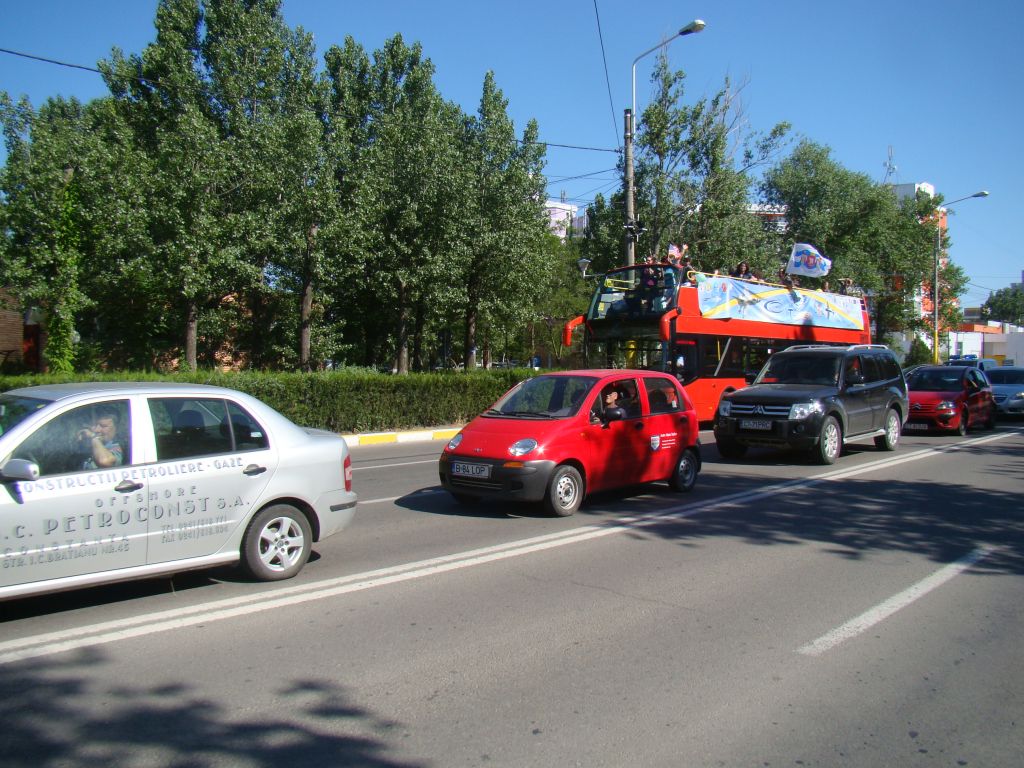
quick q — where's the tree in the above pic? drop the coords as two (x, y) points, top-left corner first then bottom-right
(0, 94), (96, 372)
(762, 141), (937, 346)
(982, 284), (1024, 326)
(460, 72), (548, 370)
(634, 54), (790, 275)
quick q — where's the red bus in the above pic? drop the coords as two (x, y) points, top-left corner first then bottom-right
(563, 265), (871, 422)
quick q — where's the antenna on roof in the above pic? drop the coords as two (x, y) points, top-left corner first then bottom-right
(882, 145), (898, 184)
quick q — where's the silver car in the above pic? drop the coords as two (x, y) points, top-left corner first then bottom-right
(986, 367), (1024, 416)
(0, 382), (357, 600)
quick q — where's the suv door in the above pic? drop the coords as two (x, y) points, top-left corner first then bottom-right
(861, 353), (891, 430)
(842, 354), (875, 435)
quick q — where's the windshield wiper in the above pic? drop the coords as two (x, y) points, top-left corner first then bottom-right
(503, 410), (554, 419)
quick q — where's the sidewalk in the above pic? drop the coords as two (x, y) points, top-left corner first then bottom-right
(342, 425), (462, 448)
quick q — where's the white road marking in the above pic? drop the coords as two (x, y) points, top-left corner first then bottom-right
(797, 546), (994, 656)
(1, 430), (1015, 666)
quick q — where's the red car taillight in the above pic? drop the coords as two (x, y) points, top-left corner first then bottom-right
(344, 454), (353, 492)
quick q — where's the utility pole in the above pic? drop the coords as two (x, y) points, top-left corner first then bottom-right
(624, 108), (635, 265)
(624, 20), (705, 269)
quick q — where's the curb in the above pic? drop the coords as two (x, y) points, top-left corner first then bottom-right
(342, 426), (462, 448)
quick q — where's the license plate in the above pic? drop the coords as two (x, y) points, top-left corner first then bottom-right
(903, 422), (929, 430)
(451, 461), (491, 478)
(739, 419), (772, 431)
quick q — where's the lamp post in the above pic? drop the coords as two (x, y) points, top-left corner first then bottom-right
(932, 190), (989, 363)
(624, 19), (705, 266)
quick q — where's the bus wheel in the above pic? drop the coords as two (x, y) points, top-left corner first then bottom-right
(716, 437), (747, 459)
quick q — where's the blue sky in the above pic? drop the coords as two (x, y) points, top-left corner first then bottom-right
(2, 0), (1021, 308)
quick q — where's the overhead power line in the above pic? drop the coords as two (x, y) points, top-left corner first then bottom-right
(592, 0), (621, 150)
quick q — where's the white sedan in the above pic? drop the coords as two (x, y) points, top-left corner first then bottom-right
(0, 382), (357, 600)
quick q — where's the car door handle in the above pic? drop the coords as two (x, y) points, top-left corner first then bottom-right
(243, 464), (267, 476)
(634, 422), (645, 430)
(115, 480), (144, 493)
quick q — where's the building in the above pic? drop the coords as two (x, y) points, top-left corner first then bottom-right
(543, 199), (579, 241)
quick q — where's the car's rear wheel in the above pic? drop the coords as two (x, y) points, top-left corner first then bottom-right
(669, 448), (699, 492)
(715, 437), (747, 459)
(813, 416), (842, 465)
(543, 465), (584, 517)
(956, 407), (969, 436)
(874, 408), (901, 451)
(241, 504), (312, 581)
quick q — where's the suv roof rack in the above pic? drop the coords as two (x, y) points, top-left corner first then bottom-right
(783, 344), (889, 352)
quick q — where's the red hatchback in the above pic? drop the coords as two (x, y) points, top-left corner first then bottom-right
(903, 365), (996, 435)
(439, 370), (701, 516)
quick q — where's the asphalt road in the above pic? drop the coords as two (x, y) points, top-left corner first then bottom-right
(2, 425), (1022, 767)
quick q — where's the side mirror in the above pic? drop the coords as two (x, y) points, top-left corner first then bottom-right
(1, 458), (40, 482)
(603, 406), (625, 425)
(847, 370), (865, 386)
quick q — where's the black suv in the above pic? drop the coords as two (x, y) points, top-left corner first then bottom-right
(714, 344), (908, 464)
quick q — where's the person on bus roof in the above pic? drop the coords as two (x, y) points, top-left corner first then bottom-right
(730, 261), (752, 280)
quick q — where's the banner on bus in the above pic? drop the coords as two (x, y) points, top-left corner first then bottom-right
(696, 277), (864, 330)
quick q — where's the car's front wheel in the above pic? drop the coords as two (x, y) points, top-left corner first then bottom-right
(543, 465), (584, 517)
(956, 407), (969, 436)
(241, 504), (312, 581)
(875, 408), (901, 451)
(669, 448), (699, 492)
(813, 416), (842, 465)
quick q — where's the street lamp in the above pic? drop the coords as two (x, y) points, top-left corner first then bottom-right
(624, 19), (705, 266)
(932, 190), (989, 363)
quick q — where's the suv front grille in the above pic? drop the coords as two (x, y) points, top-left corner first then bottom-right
(729, 403), (791, 418)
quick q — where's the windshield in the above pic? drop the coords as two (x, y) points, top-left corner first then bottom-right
(986, 369), (1024, 385)
(906, 369), (964, 391)
(588, 266), (682, 321)
(754, 355), (840, 386)
(0, 394), (50, 438)
(489, 376), (597, 418)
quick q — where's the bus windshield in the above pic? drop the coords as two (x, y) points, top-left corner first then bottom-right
(589, 265), (684, 321)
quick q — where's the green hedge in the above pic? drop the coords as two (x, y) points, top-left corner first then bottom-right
(0, 369), (536, 434)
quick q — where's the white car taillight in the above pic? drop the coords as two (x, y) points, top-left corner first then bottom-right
(344, 454), (353, 492)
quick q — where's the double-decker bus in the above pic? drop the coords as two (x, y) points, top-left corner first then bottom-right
(563, 264), (872, 422)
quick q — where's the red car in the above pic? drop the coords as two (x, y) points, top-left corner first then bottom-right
(439, 370), (701, 516)
(903, 365), (996, 435)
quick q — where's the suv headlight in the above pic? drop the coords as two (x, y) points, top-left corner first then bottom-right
(718, 400), (732, 417)
(789, 401), (824, 420)
(508, 438), (538, 457)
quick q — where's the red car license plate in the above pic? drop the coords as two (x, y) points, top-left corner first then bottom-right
(740, 419), (771, 431)
(903, 422), (928, 430)
(451, 461), (491, 478)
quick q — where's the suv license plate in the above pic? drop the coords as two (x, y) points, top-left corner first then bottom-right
(451, 461), (491, 478)
(740, 419), (772, 431)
